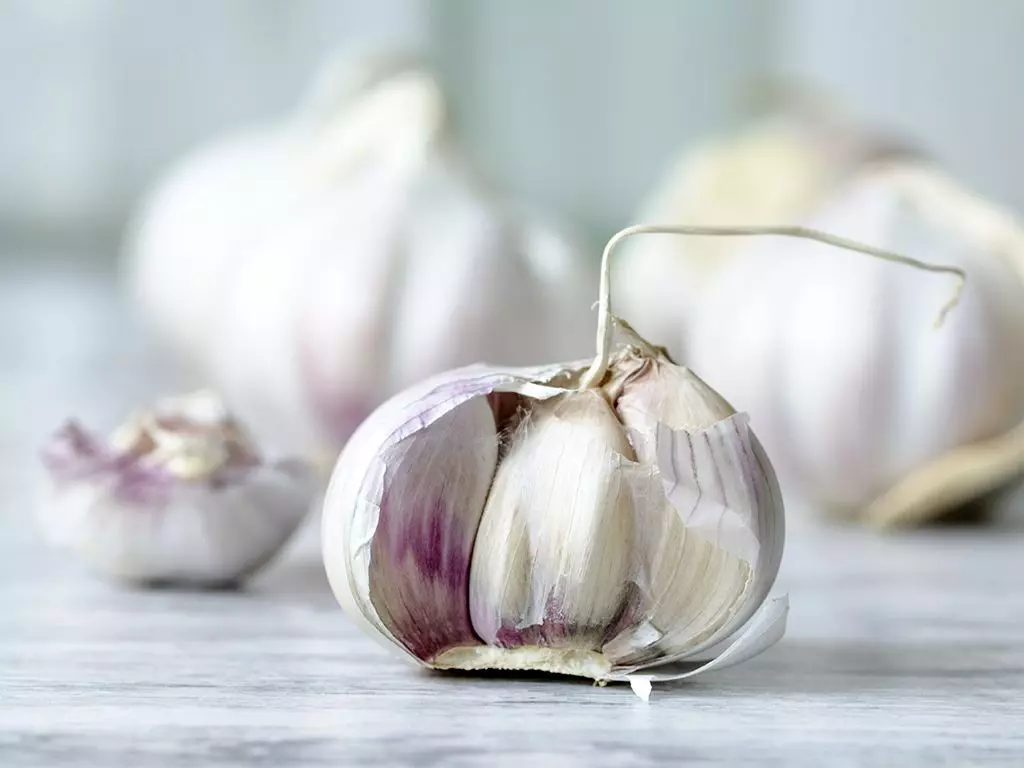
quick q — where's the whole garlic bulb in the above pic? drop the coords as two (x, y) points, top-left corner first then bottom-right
(614, 110), (907, 354)
(323, 345), (787, 693)
(687, 163), (1024, 526)
(125, 54), (594, 459)
(40, 391), (315, 587)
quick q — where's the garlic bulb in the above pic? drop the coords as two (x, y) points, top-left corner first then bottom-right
(614, 110), (907, 353)
(688, 163), (1024, 526)
(327, 224), (974, 694)
(125, 54), (593, 459)
(324, 349), (787, 691)
(40, 391), (315, 586)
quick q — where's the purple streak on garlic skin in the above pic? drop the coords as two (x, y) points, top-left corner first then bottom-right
(366, 397), (498, 661)
(321, 361), (585, 663)
(41, 421), (107, 479)
(41, 421), (175, 506)
(41, 419), (305, 507)
(492, 586), (642, 649)
(371, 494), (478, 659)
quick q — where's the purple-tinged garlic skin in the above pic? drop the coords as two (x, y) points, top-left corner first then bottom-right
(39, 392), (315, 587)
(322, 352), (787, 686)
(367, 398), (498, 659)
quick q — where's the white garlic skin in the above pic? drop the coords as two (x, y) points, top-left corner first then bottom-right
(39, 394), (315, 587)
(688, 164), (1024, 512)
(125, 55), (594, 457)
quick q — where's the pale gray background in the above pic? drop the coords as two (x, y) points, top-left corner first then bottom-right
(3, 4), (1024, 765)
(3, 0), (1023, 248)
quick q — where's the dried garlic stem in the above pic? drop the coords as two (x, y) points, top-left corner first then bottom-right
(578, 224), (967, 390)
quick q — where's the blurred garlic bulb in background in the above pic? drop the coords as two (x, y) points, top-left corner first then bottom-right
(40, 391), (314, 587)
(687, 163), (1024, 526)
(125, 53), (594, 461)
(614, 109), (907, 354)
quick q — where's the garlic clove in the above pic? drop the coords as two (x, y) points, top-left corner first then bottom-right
(633, 416), (782, 660)
(602, 357), (783, 668)
(322, 361), (584, 663)
(366, 396), (498, 661)
(39, 392), (314, 587)
(613, 354), (735, 452)
(466, 392), (635, 671)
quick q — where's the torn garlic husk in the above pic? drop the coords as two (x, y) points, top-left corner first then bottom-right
(322, 344), (787, 687)
(39, 391), (315, 587)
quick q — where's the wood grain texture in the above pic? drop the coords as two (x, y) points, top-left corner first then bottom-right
(2, 258), (1024, 766)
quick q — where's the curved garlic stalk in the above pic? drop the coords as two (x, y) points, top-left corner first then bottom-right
(39, 392), (315, 587)
(323, 223), (961, 695)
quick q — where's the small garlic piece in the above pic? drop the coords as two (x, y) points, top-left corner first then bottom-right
(39, 391), (315, 587)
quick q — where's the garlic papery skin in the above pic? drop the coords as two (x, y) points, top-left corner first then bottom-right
(125, 53), (594, 460)
(323, 353), (786, 687)
(603, 356), (779, 668)
(39, 391), (315, 587)
(687, 164), (1024, 526)
(613, 111), (907, 357)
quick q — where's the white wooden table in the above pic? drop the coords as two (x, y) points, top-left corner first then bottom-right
(2, 257), (1023, 766)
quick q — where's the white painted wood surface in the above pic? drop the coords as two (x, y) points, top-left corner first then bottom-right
(2, 258), (1023, 766)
